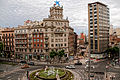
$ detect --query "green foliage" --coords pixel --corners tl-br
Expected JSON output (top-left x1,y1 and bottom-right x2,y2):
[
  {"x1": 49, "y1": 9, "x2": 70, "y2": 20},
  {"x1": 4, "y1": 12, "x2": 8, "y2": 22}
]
[
  {"x1": 81, "y1": 51, "x2": 84, "y2": 56},
  {"x1": 0, "y1": 42, "x2": 3, "y2": 52},
  {"x1": 106, "y1": 47, "x2": 119, "y2": 59},
  {"x1": 50, "y1": 51, "x2": 57, "y2": 58},
  {"x1": 58, "y1": 50, "x2": 65, "y2": 58}
]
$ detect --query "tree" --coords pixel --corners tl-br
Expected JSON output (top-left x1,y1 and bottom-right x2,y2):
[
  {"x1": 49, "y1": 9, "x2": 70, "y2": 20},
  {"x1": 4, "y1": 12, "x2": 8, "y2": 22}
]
[
  {"x1": 0, "y1": 42, "x2": 3, "y2": 51},
  {"x1": 50, "y1": 51, "x2": 57, "y2": 63},
  {"x1": 0, "y1": 42, "x2": 3, "y2": 57},
  {"x1": 106, "y1": 47, "x2": 119, "y2": 59},
  {"x1": 81, "y1": 51, "x2": 84, "y2": 56},
  {"x1": 58, "y1": 50, "x2": 65, "y2": 62}
]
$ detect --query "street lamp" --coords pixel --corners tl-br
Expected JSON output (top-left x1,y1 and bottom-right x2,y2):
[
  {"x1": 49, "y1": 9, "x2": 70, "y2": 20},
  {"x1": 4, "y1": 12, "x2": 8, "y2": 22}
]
[
  {"x1": 118, "y1": 42, "x2": 120, "y2": 66},
  {"x1": 105, "y1": 66, "x2": 109, "y2": 80},
  {"x1": 110, "y1": 75, "x2": 115, "y2": 80},
  {"x1": 84, "y1": 42, "x2": 91, "y2": 80}
]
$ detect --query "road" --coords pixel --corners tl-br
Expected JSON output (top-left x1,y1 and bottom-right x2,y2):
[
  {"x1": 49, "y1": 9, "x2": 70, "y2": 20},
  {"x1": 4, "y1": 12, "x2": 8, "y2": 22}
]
[
  {"x1": 0, "y1": 63, "x2": 87, "y2": 80},
  {"x1": 0, "y1": 60, "x2": 120, "y2": 80}
]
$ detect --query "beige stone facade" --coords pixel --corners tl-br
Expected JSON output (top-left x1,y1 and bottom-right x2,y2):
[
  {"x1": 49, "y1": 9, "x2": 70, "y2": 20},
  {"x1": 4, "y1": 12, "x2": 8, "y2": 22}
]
[
  {"x1": 2, "y1": 28, "x2": 15, "y2": 58},
  {"x1": 14, "y1": 4, "x2": 75, "y2": 60},
  {"x1": 0, "y1": 27, "x2": 4, "y2": 42}
]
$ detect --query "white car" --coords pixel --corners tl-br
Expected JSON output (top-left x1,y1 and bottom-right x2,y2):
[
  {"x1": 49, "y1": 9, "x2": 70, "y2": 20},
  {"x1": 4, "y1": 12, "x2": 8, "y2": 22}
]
[
  {"x1": 85, "y1": 65, "x2": 95, "y2": 69},
  {"x1": 65, "y1": 65, "x2": 75, "y2": 69}
]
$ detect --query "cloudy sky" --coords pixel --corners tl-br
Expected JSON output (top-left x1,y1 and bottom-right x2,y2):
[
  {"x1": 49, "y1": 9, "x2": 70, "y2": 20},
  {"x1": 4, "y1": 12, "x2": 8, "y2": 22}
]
[{"x1": 0, "y1": 0, "x2": 120, "y2": 35}]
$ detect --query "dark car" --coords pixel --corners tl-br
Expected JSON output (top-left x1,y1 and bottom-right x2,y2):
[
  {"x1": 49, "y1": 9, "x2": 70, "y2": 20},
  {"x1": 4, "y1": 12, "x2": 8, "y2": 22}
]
[
  {"x1": 20, "y1": 60, "x2": 27, "y2": 64},
  {"x1": 27, "y1": 62, "x2": 35, "y2": 65},
  {"x1": 75, "y1": 61, "x2": 82, "y2": 65},
  {"x1": 75, "y1": 62, "x2": 82, "y2": 65}
]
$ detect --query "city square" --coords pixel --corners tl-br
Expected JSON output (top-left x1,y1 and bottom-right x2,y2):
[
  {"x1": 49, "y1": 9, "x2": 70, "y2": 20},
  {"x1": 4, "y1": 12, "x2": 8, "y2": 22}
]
[{"x1": 0, "y1": 0, "x2": 120, "y2": 80}]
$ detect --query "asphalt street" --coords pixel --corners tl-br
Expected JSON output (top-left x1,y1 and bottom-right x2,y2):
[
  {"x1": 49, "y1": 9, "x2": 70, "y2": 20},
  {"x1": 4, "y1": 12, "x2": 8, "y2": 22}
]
[{"x1": 0, "y1": 60, "x2": 120, "y2": 80}]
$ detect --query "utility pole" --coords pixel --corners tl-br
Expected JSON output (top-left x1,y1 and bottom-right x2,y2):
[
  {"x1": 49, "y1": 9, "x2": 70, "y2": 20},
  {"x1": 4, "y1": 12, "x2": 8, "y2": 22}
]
[
  {"x1": 118, "y1": 42, "x2": 120, "y2": 66},
  {"x1": 88, "y1": 48, "x2": 91, "y2": 80}
]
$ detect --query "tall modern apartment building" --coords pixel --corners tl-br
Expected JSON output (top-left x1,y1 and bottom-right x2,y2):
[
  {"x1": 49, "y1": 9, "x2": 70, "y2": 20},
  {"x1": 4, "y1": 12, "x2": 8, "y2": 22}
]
[{"x1": 88, "y1": 2, "x2": 110, "y2": 55}]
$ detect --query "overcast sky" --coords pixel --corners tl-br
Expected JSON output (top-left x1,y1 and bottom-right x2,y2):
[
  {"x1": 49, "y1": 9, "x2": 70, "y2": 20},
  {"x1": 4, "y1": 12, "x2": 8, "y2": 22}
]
[{"x1": 0, "y1": 0, "x2": 120, "y2": 35}]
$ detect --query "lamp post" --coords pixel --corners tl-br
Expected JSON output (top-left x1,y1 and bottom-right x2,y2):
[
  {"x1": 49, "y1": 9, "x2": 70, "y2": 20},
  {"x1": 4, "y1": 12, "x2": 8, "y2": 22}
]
[
  {"x1": 118, "y1": 42, "x2": 120, "y2": 66},
  {"x1": 105, "y1": 66, "x2": 109, "y2": 80},
  {"x1": 110, "y1": 75, "x2": 115, "y2": 80},
  {"x1": 85, "y1": 42, "x2": 91, "y2": 80},
  {"x1": 88, "y1": 47, "x2": 91, "y2": 80}
]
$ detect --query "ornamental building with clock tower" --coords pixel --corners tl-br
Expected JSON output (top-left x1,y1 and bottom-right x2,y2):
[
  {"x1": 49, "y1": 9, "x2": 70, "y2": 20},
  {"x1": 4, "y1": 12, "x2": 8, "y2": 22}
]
[{"x1": 14, "y1": 1, "x2": 76, "y2": 61}]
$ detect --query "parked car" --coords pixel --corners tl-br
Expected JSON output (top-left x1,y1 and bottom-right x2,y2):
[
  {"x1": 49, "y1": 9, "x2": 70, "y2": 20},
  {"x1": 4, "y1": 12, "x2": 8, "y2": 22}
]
[
  {"x1": 27, "y1": 62, "x2": 35, "y2": 66},
  {"x1": 21, "y1": 64, "x2": 29, "y2": 69},
  {"x1": 85, "y1": 60, "x2": 94, "y2": 64},
  {"x1": 75, "y1": 62, "x2": 82, "y2": 65},
  {"x1": 90, "y1": 73, "x2": 94, "y2": 77},
  {"x1": 65, "y1": 65, "x2": 75, "y2": 69},
  {"x1": 20, "y1": 60, "x2": 27, "y2": 64},
  {"x1": 85, "y1": 65, "x2": 95, "y2": 69}
]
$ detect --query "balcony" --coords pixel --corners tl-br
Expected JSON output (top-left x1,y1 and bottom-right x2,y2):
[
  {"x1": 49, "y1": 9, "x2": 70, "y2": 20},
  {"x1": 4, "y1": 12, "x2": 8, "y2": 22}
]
[
  {"x1": 45, "y1": 36, "x2": 49, "y2": 39},
  {"x1": 45, "y1": 41, "x2": 49, "y2": 44},
  {"x1": 54, "y1": 31, "x2": 64, "y2": 34},
  {"x1": 32, "y1": 31, "x2": 43, "y2": 34},
  {"x1": 45, "y1": 47, "x2": 49, "y2": 49},
  {"x1": 15, "y1": 33, "x2": 27, "y2": 35},
  {"x1": 29, "y1": 37, "x2": 32, "y2": 39},
  {"x1": 15, "y1": 46, "x2": 27, "y2": 49},
  {"x1": 28, "y1": 46, "x2": 32, "y2": 49},
  {"x1": 15, "y1": 37, "x2": 27, "y2": 39},
  {"x1": 15, "y1": 42, "x2": 27, "y2": 44},
  {"x1": 29, "y1": 41, "x2": 32, "y2": 44}
]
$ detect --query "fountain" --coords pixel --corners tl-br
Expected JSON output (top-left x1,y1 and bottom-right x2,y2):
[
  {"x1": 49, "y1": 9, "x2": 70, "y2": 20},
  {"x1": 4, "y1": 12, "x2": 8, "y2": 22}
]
[{"x1": 29, "y1": 66, "x2": 74, "y2": 80}]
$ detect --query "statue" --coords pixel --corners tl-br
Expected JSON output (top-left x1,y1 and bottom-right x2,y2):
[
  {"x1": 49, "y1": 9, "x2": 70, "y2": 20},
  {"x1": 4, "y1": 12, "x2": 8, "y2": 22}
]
[
  {"x1": 56, "y1": 70, "x2": 60, "y2": 80},
  {"x1": 54, "y1": 0, "x2": 60, "y2": 6},
  {"x1": 44, "y1": 66, "x2": 48, "y2": 72}
]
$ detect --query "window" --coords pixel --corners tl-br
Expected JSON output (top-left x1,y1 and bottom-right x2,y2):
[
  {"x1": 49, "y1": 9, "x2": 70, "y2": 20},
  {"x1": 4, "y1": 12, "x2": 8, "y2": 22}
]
[
  {"x1": 37, "y1": 44, "x2": 39, "y2": 47},
  {"x1": 37, "y1": 39, "x2": 39, "y2": 42},
  {"x1": 64, "y1": 43, "x2": 66, "y2": 46},
  {"x1": 40, "y1": 44, "x2": 43, "y2": 47},
  {"x1": 51, "y1": 34, "x2": 53, "y2": 37},
  {"x1": 51, "y1": 39, "x2": 54, "y2": 42},
  {"x1": 56, "y1": 44, "x2": 57, "y2": 47},
  {"x1": 25, "y1": 49, "x2": 27, "y2": 52},
  {"x1": 95, "y1": 40, "x2": 97, "y2": 49},
  {"x1": 40, "y1": 40, "x2": 43, "y2": 42},
  {"x1": 34, "y1": 39, "x2": 36, "y2": 42},
  {"x1": 51, "y1": 29, "x2": 53, "y2": 31},
  {"x1": 29, "y1": 49, "x2": 31, "y2": 52},
  {"x1": 37, "y1": 34, "x2": 39, "y2": 37},
  {"x1": 61, "y1": 44, "x2": 63, "y2": 46},
  {"x1": 34, "y1": 49, "x2": 36, "y2": 52},
  {"x1": 64, "y1": 34, "x2": 66, "y2": 37},
  {"x1": 37, "y1": 29, "x2": 39, "y2": 32},
  {"x1": 64, "y1": 38, "x2": 66, "y2": 42},
  {"x1": 91, "y1": 44, "x2": 93, "y2": 49},
  {"x1": 34, "y1": 34, "x2": 36, "y2": 37},
  {"x1": 40, "y1": 34, "x2": 42, "y2": 37},
  {"x1": 90, "y1": 26, "x2": 93, "y2": 28},
  {"x1": 51, "y1": 44, "x2": 54, "y2": 47},
  {"x1": 34, "y1": 44, "x2": 36, "y2": 47}
]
